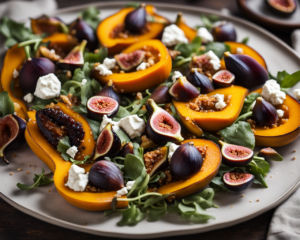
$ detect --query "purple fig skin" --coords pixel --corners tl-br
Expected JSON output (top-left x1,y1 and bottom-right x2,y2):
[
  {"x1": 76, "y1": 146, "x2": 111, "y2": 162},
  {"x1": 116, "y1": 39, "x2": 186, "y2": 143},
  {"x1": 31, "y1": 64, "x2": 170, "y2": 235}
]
[
  {"x1": 212, "y1": 22, "x2": 237, "y2": 42},
  {"x1": 224, "y1": 52, "x2": 269, "y2": 90},
  {"x1": 69, "y1": 18, "x2": 98, "y2": 51},
  {"x1": 170, "y1": 142, "x2": 203, "y2": 180},
  {"x1": 96, "y1": 80, "x2": 121, "y2": 104},
  {"x1": 151, "y1": 85, "x2": 172, "y2": 104},
  {"x1": 252, "y1": 97, "x2": 278, "y2": 127},
  {"x1": 119, "y1": 142, "x2": 134, "y2": 157},
  {"x1": 88, "y1": 160, "x2": 124, "y2": 190},
  {"x1": 169, "y1": 76, "x2": 200, "y2": 102},
  {"x1": 187, "y1": 69, "x2": 214, "y2": 93},
  {"x1": 223, "y1": 172, "x2": 254, "y2": 192},
  {"x1": 265, "y1": 0, "x2": 297, "y2": 16},
  {"x1": 19, "y1": 57, "x2": 56, "y2": 93},
  {"x1": 124, "y1": 4, "x2": 147, "y2": 34},
  {"x1": 0, "y1": 114, "x2": 26, "y2": 164}
]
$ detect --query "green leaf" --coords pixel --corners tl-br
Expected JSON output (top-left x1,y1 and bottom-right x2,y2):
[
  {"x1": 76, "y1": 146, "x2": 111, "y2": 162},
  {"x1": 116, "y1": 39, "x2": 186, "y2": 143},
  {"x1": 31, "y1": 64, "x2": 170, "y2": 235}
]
[
  {"x1": 209, "y1": 176, "x2": 231, "y2": 193},
  {"x1": 128, "y1": 171, "x2": 149, "y2": 196},
  {"x1": 113, "y1": 106, "x2": 131, "y2": 121},
  {"x1": 252, "y1": 173, "x2": 268, "y2": 188},
  {"x1": 70, "y1": 154, "x2": 92, "y2": 165},
  {"x1": 117, "y1": 205, "x2": 138, "y2": 226},
  {"x1": 241, "y1": 36, "x2": 249, "y2": 44},
  {"x1": 90, "y1": 79, "x2": 102, "y2": 94},
  {"x1": 220, "y1": 121, "x2": 255, "y2": 149},
  {"x1": 17, "y1": 169, "x2": 53, "y2": 190},
  {"x1": 114, "y1": 128, "x2": 130, "y2": 144},
  {"x1": 79, "y1": 6, "x2": 101, "y2": 31},
  {"x1": 81, "y1": 80, "x2": 94, "y2": 105},
  {"x1": 277, "y1": 70, "x2": 290, "y2": 85},
  {"x1": 84, "y1": 47, "x2": 108, "y2": 63},
  {"x1": 246, "y1": 156, "x2": 270, "y2": 175},
  {"x1": 143, "y1": 194, "x2": 170, "y2": 208},
  {"x1": 57, "y1": 136, "x2": 71, "y2": 161},
  {"x1": 203, "y1": 132, "x2": 221, "y2": 145},
  {"x1": 241, "y1": 93, "x2": 260, "y2": 114},
  {"x1": 192, "y1": 202, "x2": 215, "y2": 222},
  {"x1": 207, "y1": 14, "x2": 220, "y2": 23},
  {"x1": 200, "y1": 15, "x2": 213, "y2": 29},
  {"x1": 0, "y1": 91, "x2": 15, "y2": 117},
  {"x1": 123, "y1": 154, "x2": 145, "y2": 180},
  {"x1": 61, "y1": 81, "x2": 82, "y2": 97},
  {"x1": 178, "y1": 203, "x2": 195, "y2": 214},
  {"x1": 205, "y1": 42, "x2": 228, "y2": 59},
  {"x1": 125, "y1": 2, "x2": 141, "y2": 8},
  {"x1": 147, "y1": 208, "x2": 166, "y2": 222},
  {"x1": 217, "y1": 163, "x2": 235, "y2": 176},
  {"x1": 280, "y1": 70, "x2": 300, "y2": 88}
]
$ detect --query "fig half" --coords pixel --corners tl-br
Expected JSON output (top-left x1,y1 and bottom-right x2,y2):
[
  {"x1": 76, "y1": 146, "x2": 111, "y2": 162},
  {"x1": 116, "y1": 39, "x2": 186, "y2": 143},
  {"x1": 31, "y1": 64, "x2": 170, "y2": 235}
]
[
  {"x1": 223, "y1": 172, "x2": 254, "y2": 192},
  {"x1": 96, "y1": 80, "x2": 121, "y2": 104},
  {"x1": 115, "y1": 50, "x2": 145, "y2": 71},
  {"x1": 169, "y1": 76, "x2": 200, "y2": 102},
  {"x1": 266, "y1": 0, "x2": 297, "y2": 16},
  {"x1": 144, "y1": 146, "x2": 168, "y2": 177},
  {"x1": 212, "y1": 70, "x2": 235, "y2": 88},
  {"x1": 224, "y1": 52, "x2": 269, "y2": 89},
  {"x1": 252, "y1": 97, "x2": 278, "y2": 127},
  {"x1": 87, "y1": 96, "x2": 119, "y2": 121},
  {"x1": 187, "y1": 68, "x2": 214, "y2": 94},
  {"x1": 258, "y1": 147, "x2": 283, "y2": 161},
  {"x1": 93, "y1": 123, "x2": 122, "y2": 161},
  {"x1": 219, "y1": 141, "x2": 254, "y2": 167},
  {"x1": 146, "y1": 99, "x2": 184, "y2": 146},
  {"x1": 170, "y1": 142, "x2": 203, "y2": 180},
  {"x1": 0, "y1": 115, "x2": 26, "y2": 164}
]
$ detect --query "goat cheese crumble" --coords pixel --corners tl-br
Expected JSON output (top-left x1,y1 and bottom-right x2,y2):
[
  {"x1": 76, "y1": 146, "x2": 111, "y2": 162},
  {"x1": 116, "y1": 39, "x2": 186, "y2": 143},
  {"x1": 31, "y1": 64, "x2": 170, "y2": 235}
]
[
  {"x1": 23, "y1": 93, "x2": 34, "y2": 103},
  {"x1": 103, "y1": 58, "x2": 116, "y2": 69},
  {"x1": 293, "y1": 89, "x2": 300, "y2": 101},
  {"x1": 236, "y1": 47, "x2": 244, "y2": 54},
  {"x1": 277, "y1": 109, "x2": 284, "y2": 118},
  {"x1": 261, "y1": 80, "x2": 286, "y2": 105},
  {"x1": 162, "y1": 24, "x2": 188, "y2": 47},
  {"x1": 212, "y1": 94, "x2": 227, "y2": 110},
  {"x1": 65, "y1": 165, "x2": 89, "y2": 192},
  {"x1": 81, "y1": 79, "x2": 87, "y2": 86},
  {"x1": 136, "y1": 62, "x2": 148, "y2": 71},
  {"x1": 95, "y1": 64, "x2": 112, "y2": 76},
  {"x1": 34, "y1": 73, "x2": 61, "y2": 99},
  {"x1": 196, "y1": 27, "x2": 213, "y2": 44},
  {"x1": 13, "y1": 69, "x2": 19, "y2": 78},
  {"x1": 172, "y1": 71, "x2": 183, "y2": 83},
  {"x1": 205, "y1": 50, "x2": 221, "y2": 70},
  {"x1": 66, "y1": 146, "x2": 78, "y2": 159},
  {"x1": 99, "y1": 115, "x2": 119, "y2": 132},
  {"x1": 126, "y1": 181, "x2": 135, "y2": 190},
  {"x1": 118, "y1": 115, "x2": 146, "y2": 139},
  {"x1": 117, "y1": 187, "x2": 128, "y2": 197}
]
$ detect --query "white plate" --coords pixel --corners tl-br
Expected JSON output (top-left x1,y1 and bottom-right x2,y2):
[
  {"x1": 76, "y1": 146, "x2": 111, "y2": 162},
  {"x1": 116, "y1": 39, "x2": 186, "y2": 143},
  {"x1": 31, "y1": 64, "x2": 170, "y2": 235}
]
[{"x1": 1, "y1": 2, "x2": 300, "y2": 239}]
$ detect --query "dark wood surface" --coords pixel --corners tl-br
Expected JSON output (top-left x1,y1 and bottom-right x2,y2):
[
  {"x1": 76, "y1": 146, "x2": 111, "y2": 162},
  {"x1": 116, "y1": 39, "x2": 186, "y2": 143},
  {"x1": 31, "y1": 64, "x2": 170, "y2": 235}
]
[{"x1": 1, "y1": 0, "x2": 293, "y2": 239}]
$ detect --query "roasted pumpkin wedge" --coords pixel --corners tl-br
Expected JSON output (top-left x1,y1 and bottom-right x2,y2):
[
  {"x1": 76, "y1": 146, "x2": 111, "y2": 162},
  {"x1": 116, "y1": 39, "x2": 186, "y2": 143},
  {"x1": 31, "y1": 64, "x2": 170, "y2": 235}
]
[
  {"x1": 175, "y1": 13, "x2": 196, "y2": 42},
  {"x1": 157, "y1": 139, "x2": 221, "y2": 198},
  {"x1": 97, "y1": 5, "x2": 168, "y2": 54},
  {"x1": 25, "y1": 103, "x2": 127, "y2": 211},
  {"x1": 220, "y1": 42, "x2": 267, "y2": 70},
  {"x1": 251, "y1": 88, "x2": 300, "y2": 147},
  {"x1": 92, "y1": 39, "x2": 172, "y2": 93},
  {"x1": 173, "y1": 85, "x2": 248, "y2": 134}
]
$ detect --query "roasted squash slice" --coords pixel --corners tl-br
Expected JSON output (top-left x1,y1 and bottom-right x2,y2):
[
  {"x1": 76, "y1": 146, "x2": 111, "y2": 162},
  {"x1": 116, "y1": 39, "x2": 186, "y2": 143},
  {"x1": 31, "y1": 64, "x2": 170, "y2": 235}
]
[
  {"x1": 25, "y1": 102, "x2": 127, "y2": 211},
  {"x1": 173, "y1": 85, "x2": 248, "y2": 134},
  {"x1": 251, "y1": 88, "x2": 300, "y2": 147},
  {"x1": 157, "y1": 139, "x2": 221, "y2": 198},
  {"x1": 97, "y1": 5, "x2": 168, "y2": 54},
  {"x1": 92, "y1": 39, "x2": 172, "y2": 93}
]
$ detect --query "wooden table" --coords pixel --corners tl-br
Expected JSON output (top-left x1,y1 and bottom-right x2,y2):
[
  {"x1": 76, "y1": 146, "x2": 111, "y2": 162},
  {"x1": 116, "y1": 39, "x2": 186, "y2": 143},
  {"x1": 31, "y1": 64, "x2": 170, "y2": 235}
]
[{"x1": 1, "y1": 0, "x2": 294, "y2": 239}]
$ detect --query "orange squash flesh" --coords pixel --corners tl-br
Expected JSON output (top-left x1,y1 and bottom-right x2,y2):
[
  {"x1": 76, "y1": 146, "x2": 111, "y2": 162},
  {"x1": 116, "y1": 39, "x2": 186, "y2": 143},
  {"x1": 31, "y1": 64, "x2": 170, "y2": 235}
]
[
  {"x1": 173, "y1": 86, "x2": 248, "y2": 134},
  {"x1": 251, "y1": 88, "x2": 300, "y2": 147},
  {"x1": 25, "y1": 103, "x2": 127, "y2": 211},
  {"x1": 220, "y1": 42, "x2": 267, "y2": 70},
  {"x1": 92, "y1": 39, "x2": 172, "y2": 93},
  {"x1": 42, "y1": 33, "x2": 77, "y2": 54},
  {"x1": 177, "y1": 21, "x2": 197, "y2": 42},
  {"x1": 97, "y1": 5, "x2": 168, "y2": 55},
  {"x1": 157, "y1": 139, "x2": 221, "y2": 198}
]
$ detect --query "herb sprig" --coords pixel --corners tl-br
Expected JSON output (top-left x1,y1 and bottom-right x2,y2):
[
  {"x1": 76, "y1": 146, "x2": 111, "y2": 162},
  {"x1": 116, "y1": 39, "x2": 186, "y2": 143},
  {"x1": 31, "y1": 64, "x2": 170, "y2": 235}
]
[{"x1": 17, "y1": 169, "x2": 54, "y2": 190}]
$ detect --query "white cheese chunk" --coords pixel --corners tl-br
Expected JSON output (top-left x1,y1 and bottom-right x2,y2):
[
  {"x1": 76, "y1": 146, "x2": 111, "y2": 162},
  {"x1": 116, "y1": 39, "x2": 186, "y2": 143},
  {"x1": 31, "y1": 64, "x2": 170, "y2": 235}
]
[
  {"x1": 172, "y1": 71, "x2": 183, "y2": 83},
  {"x1": 277, "y1": 109, "x2": 284, "y2": 118},
  {"x1": 126, "y1": 180, "x2": 135, "y2": 190},
  {"x1": 103, "y1": 58, "x2": 116, "y2": 69},
  {"x1": 81, "y1": 79, "x2": 87, "y2": 86},
  {"x1": 261, "y1": 80, "x2": 286, "y2": 105},
  {"x1": 13, "y1": 69, "x2": 19, "y2": 79},
  {"x1": 236, "y1": 47, "x2": 244, "y2": 54},
  {"x1": 99, "y1": 115, "x2": 119, "y2": 132},
  {"x1": 196, "y1": 27, "x2": 213, "y2": 44},
  {"x1": 23, "y1": 93, "x2": 34, "y2": 103},
  {"x1": 205, "y1": 50, "x2": 221, "y2": 70},
  {"x1": 212, "y1": 94, "x2": 227, "y2": 110},
  {"x1": 118, "y1": 115, "x2": 145, "y2": 139},
  {"x1": 162, "y1": 24, "x2": 188, "y2": 47},
  {"x1": 95, "y1": 64, "x2": 112, "y2": 76},
  {"x1": 117, "y1": 187, "x2": 128, "y2": 197},
  {"x1": 34, "y1": 73, "x2": 61, "y2": 100},
  {"x1": 50, "y1": 49, "x2": 55, "y2": 53},
  {"x1": 293, "y1": 88, "x2": 300, "y2": 101},
  {"x1": 66, "y1": 146, "x2": 78, "y2": 159},
  {"x1": 136, "y1": 62, "x2": 148, "y2": 71},
  {"x1": 168, "y1": 143, "x2": 179, "y2": 161},
  {"x1": 65, "y1": 165, "x2": 89, "y2": 192}
]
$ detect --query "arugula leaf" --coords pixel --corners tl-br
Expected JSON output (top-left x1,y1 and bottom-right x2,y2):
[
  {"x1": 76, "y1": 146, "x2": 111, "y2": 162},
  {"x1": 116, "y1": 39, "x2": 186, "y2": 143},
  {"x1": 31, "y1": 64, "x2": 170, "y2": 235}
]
[
  {"x1": 203, "y1": 132, "x2": 221, "y2": 145},
  {"x1": 246, "y1": 156, "x2": 270, "y2": 175},
  {"x1": 241, "y1": 92, "x2": 260, "y2": 114},
  {"x1": 57, "y1": 136, "x2": 71, "y2": 161},
  {"x1": 125, "y1": 2, "x2": 141, "y2": 8},
  {"x1": 277, "y1": 70, "x2": 290, "y2": 85},
  {"x1": 84, "y1": 47, "x2": 108, "y2": 63},
  {"x1": 280, "y1": 70, "x2": 300, "y2": 88},
  {"x1": 61, "y1": 80, "x2": 82, "y2": 97},
  {"x1": 113, "y1": 106, "x2": 131, "y2": 121},
  {"x1": 117, "y1": 205, "x2": 142, "y2": 226},
  {"x1": 241, "y1": 36, "x2": 249, "y2": 44},
  {"x1": 220, "y1": 121, "x2": 255, "y2": 149},
  {"x1": 207, "y1": 15, "x2": 220, "y2": 23},
  {"x1": 85, "y1": 117, "x2": 101, "y2": 140},
  {"x1": 31, "y1": 97, "x2": 55, "y2": 111},
  {"x1": 114, "y1": 128, "x2": 130, "y2": 144},
  {"x1": 0, "y1": 91, "x2": 15, "y2": 117},
  {"x1": 205, "y1": 42, "x2": 228, "y2": 59},
  {"x1": 70, "y1": 154, "x2": 92, "y2": 165},
  {"x1": 147, "y1": 208, "x2": 166, "y2": 222},
  {"x1": 123, "y1": 154, "x2": 145, "y2": 180},
  {"x1": 209, "y1": 176, "x2": 230, "y2": 193},
  {"x1": 79, "y1": 7, "x2": 101, "y2": 31},
  {"x1": 252, "y1": 173, "x2": 268, "y2": 188},
  {"x1": 200, "y1": 15, "x2": 213, "y2": 29},
  {"x1": 17, "y1": 169, "x2": 53, "y2": 190},
  {"x1": 143, "y1": 194, "x2": 170, "y2": 209}
]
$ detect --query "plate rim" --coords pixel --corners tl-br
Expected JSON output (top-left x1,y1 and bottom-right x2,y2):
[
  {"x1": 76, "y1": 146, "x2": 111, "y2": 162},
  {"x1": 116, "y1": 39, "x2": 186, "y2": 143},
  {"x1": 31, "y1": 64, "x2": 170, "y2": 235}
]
[{"x1": 2, "y1": 1, "x2": 300, "y2": 238}]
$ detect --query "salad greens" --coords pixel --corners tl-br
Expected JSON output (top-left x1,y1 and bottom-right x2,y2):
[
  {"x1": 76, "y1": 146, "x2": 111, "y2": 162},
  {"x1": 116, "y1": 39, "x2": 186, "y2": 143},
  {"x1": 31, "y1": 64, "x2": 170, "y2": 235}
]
[
  {"x1": 0, "y1": 91, "x2": 15, "y2": 117},
  {"x1": 17, "y1": 169, "x2": 53, "y2": 190}
]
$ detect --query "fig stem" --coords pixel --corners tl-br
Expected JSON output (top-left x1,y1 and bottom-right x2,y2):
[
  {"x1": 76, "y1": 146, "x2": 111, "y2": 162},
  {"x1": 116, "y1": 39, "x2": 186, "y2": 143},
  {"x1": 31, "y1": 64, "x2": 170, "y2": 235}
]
[
  {"x1": 117, "y1": 192, "x2": 162, "y2": 202},
  {"x1": 24, "y1": 45, "x2": 31, "y2": 59},
  {"x1": 175, "y1": 12, "x2": 183, "y2": 25},
  {"x1": 234, "y1": 111, "x2": 252, "y2": 124},
  {"x1": 224, "y1": 51, "x2": 231, "y2": 57},
  {"x1": 59, "y1": 22, "x2": 69, "y2": 34},
  {"x1": 18, "y1": 38, "x2": 42, "y2": 48}
]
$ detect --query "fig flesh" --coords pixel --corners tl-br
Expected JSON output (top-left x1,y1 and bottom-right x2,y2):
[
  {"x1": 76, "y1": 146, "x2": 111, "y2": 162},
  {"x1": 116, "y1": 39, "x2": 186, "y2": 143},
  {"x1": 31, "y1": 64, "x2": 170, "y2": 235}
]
[
  {"x1": 69, "y1": 17, "x2": 98, "y2": 51},
  {"x1": 266, "y1": 0, "x2": 297, "y2": 16},
  {"x1": 187, "y1": 68, "x2": 214, "y2": 94},
  {"x1": 146, "y1": 99, "x2": 184, "y2": 146},
  {"x1": 93, "y1": 123, "x2": 122, "y2": 161},
  {"x1": 211, "y1": 21, "x2": 237, "y2": 42},
  {"x1": 19, "y1": 57, "x2": 56, "y2": 93},
  {"x1": 87, "y1": 96, "x2": 119, "y2": 121},
  {"x1": 57, "y1": 40, "x2": 86, "y2": 71},
  {"x1": 219, "y1": 141, "x2": 254, "y2": 167},
  {"x1": 170, "y1": 142, "x2": 203, "y2": 180},
  {"x1": 258, "y1": 147, "x2": 283, "y2": 161},
  {"x1": 212, "y1": 70, "x2": 235, "y2": 88},
  {"x1": 124, "y1": 4, "x2": 147, "y2": 34},
  {"x1": 31, "y1": 15, "x2": 68, "y2": 35},
  {"x1": 88, "y1": 160, "x2": 124, "y2": 190},
  {"x1": 252, "y1": 97, "x2": 278, "y2": 127},
  {"x1": 223, "y1": 172, "x2": 254, "y2": 192},
  {"x1": 96, "y1": 80, "x2": 121, "y2": 104},
  {"x1": 224, "y1": 52, "x2": 269, "y2": 89},
  {"x1": 169, "y1": 76, "x2": 200, "y2": 102},
  {"x1": 0, "y1": 115, "x2": 26, "y2": 164},
  {"x1": 115, "y1": 50, "x2": 145, "y2": 71},
  {"x1": 144, "y1": 146, "x2": 168, "y2": 177}
]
